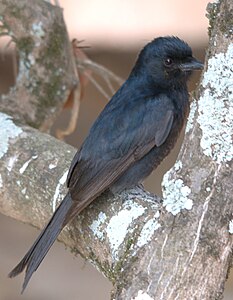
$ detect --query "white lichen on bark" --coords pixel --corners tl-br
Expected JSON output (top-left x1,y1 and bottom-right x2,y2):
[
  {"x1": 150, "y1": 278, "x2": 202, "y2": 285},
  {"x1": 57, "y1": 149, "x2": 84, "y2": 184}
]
[
  {"x1": 136, "y1": 215, "x2": 161, "y2": 248},
  {"x1": 185, "y1": 99, "x2": 197, "y2": 133},
  {"x1": 0, "y1": 113, "x2": 22, "y2": 159},
  {"x1": 6, "y1": 154, "x2": 19, "y2": 172},
  {"x1": 106, "y1": 199, "x2": 145, "y2": 259},
  {"x1": 90, "y1": 211, "x2": 107, "y2": 240},
  {"x1": 19, "y1": 155, "x2": 38, "y2": 174},
  {"x1": 229, "y1": 220, "x2": 233, "y2": 234},
  {"x1": 197, "y1": 43, "x2": 233, "y2": 163},
  {"x1": 0, "y1": 174, "x2": 3, "y2": 189},
  {"x1": 132, "y1": 290, "x2": 154, "y2": 300},
  {"x1": 162, "y1": 161, "x2": 193, "y2": 215},
  {"x1": 52, "y1": 170, "x2": 68, "y2": 212}
]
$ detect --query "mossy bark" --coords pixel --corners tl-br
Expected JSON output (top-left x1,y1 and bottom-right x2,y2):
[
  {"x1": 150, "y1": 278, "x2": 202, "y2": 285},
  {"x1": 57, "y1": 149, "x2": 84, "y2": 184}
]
[{"x1": 0, "y1": 0, "x2": 77, "y2": 131}]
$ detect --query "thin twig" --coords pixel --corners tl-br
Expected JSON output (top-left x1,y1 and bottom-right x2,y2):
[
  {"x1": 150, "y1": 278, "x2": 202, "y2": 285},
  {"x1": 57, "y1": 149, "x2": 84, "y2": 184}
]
[
  {"x1": 72, "y1": 39, "x2": 123, "y2": 99},
  {"x1": 78, "y1": 59, "x2": 124, "y2": 86},
  {"x1": 77, "y1": 60, "x2": 122, "y2": 100},
  {"x1": 55, "y1": 39, "x2": 124, "y2": 139},
  {"x1": 56, "y1": 85, "x2": 81, "y2": 140},
  {"x1": 103, "y1": 75, "x2": 115, "y2": 94},
  {"x1": 82, "y1": 70, "x2": 112, "y2": 100}
]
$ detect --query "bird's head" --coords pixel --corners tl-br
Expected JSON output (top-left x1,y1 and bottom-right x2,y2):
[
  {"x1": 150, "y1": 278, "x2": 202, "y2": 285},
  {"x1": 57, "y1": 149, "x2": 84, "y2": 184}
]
[{"x1": 133, "y1": 36, "x2": 203, "y2": 88}]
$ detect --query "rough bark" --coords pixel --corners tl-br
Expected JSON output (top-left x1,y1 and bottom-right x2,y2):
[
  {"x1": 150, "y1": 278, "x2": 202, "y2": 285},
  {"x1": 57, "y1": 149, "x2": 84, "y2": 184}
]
[
  {"x1": 0, "y1": 0, "x2": 78, "y2": 131},
  {"x1": 0, "y1": 0, "x2": 232, "y2": 300}
]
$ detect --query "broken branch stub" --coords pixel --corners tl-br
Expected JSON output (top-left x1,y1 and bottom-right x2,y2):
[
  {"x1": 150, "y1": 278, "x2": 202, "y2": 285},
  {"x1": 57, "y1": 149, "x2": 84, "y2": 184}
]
[{"x1": 0, "y1": 0, "x2": 78, "y2": 131}]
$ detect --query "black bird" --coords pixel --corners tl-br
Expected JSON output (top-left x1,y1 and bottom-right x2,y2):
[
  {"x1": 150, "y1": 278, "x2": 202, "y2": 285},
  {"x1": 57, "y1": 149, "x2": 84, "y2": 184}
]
[{"x1": 9, "y1": 36, "x2": 203, "y2": 292}]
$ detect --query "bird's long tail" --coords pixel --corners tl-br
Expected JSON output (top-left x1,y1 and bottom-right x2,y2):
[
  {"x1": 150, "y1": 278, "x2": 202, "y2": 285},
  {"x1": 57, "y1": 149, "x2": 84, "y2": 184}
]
[{"x1": 8, "y1": 192, "x2": 73, "y2": 293}]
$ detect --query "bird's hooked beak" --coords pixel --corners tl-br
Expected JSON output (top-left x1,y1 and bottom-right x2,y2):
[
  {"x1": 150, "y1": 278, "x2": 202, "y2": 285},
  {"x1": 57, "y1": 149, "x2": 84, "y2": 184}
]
[{"x1": 179, "y1": 58, "x2": 204, "y2": 71}]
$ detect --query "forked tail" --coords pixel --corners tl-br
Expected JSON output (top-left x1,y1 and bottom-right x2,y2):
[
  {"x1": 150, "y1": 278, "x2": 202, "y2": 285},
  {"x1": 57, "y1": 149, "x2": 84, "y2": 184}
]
[{"x1": 8, "y1": 192, "x2": 73, "y2": 293}]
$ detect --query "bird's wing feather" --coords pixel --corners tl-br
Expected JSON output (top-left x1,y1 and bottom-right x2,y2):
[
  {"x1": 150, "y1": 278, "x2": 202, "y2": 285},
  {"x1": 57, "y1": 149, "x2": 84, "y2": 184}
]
[
  {"x1": 67, "y1": 93, "x2": 174, "y2": 201},
  {"x1": 154, "y1": 110, "x2": 173, "y2": 146}
]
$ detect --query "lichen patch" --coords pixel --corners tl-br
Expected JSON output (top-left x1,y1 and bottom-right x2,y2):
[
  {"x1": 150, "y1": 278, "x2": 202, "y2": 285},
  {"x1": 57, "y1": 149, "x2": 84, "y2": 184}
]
[{"x1": 197, "y1": 44, "x2": 233, "y2": 163}]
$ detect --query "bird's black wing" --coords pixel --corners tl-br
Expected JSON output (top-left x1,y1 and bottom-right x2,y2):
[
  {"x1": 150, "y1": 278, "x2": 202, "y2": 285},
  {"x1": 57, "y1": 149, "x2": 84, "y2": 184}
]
[{"x1": 67, "y1": 93, "x2": 174, "y2": 202}]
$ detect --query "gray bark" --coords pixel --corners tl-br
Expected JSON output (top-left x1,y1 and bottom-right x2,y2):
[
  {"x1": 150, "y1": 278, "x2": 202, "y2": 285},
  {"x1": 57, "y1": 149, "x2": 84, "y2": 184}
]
[
  {"x1": 0, "y1": 0, "x2": 232, "y2": 299},
  {"x1": 0, "y1": 0, "x2": 77, "y2": 131}
]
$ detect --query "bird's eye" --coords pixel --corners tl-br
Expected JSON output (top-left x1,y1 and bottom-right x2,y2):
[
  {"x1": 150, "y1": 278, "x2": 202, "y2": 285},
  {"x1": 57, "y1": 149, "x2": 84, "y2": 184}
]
[{"x1": 164, "y1": 58, "x2": 173, "y2": 67}]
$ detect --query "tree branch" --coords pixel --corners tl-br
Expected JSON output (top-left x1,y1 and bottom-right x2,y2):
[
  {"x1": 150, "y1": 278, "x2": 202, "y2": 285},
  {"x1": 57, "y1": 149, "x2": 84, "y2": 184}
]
[
  {"x1": 0, "y1": 114, "x2": 162, "y2": 291},
  {"x1": 0, "y1": 0, "x2": 78, "y2": 131}
]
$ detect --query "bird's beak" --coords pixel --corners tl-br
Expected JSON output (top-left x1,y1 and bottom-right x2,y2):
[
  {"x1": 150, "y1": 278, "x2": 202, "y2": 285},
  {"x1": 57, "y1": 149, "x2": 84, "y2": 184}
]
[{"x1": 179, "y1": 58, "x2": 204, "y2": 71}]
